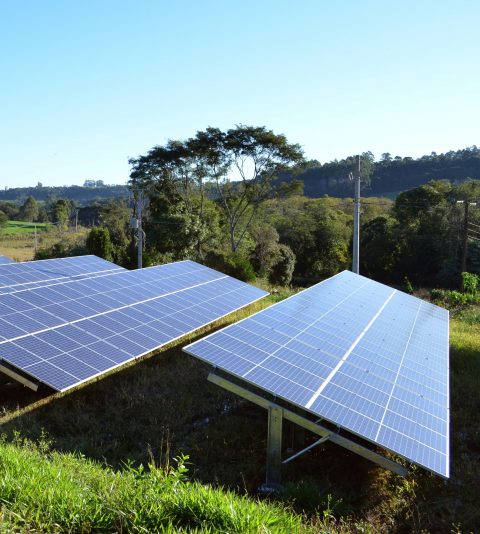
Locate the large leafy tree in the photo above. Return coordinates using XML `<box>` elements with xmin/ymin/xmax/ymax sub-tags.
<box><xmin>215</xmin><ymin>126</ymin><xmax>304</xmax><ymax>252</ymax></box>
<box><xmin>129</xmin><ymin>125</ymin><xmax>304</xmax><ymax>257</ymax></box>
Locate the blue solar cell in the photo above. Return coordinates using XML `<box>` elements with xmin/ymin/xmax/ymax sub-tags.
<box><xmin>0</xmin><ymin>319</ymin><xmax>26</xmax><ymax>339</ymax></box>
<box><xmin>69</xmin><ymin>347</ymin><xmax>116</xmax><ymax>371</ymax></box>
<box><xmin>1</xmin><ymin>342</ymin><xmax>43</xmax><ymax>368</ymax></box>
<box><xmin>184</xmin><ymin>270</ymin><xmax>449</xmax><ymax>478</ymax></box>
<box><xmin>0</xmin><ymin>256</ymin><xmax>15</xmax><ymax>265</ymax></box>
<box><xmin>47</xmin><ymin>354</ymin><xmax>97</xmax><ymax>380</ymax></box>
<box><xmin>24</xmin><ymin>361</ymin><xmax>77</xmax><ymax>390</ymax></box>
<box><xmin>0</xmin><ymin>260</ymin><xmax>267</xmax><ymax>396</ymax></box>
<box><xmin>0</xmin><ymin>256</ymin><xmax>124</xmax><ymax>293</ymax></box>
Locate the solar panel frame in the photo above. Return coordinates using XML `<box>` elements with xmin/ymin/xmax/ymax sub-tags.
<box><xmin>184</xmin><ymin>270</ymin><xmax>450</xmax><ymax>478</ymax></box>
<box><xmin>0</xmin><ymin>255</ymin><xmax>125</xmax><ymax>294</ymax></box>
<box><xmin>0</xmin><ymin>260</ymin><xmax>268</xmax><ymax>392</ymax></box>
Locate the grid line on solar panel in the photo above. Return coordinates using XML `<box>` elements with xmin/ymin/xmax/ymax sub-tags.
<box><xmin>0</xmin><ymin>261</ymin><xmax>228</xmax><ymax>343</ymax></box>
<box><xmin>0</xmin><ymin>256</ymin><xmax>125</xmax><ymax>293</ymax></box>
<box><xmin>183</xmin><ymin>270</ymin><xmax>449</xmax><ymax>477</ymax></box>
<box><xmin>17</xmin><ymin>284</ymin><xmax>265</xmax><ymax>390</ymax></box>
<box><xmin>0</xmin><ymin>262</ymin><xmax>268</xmax><ymax>391</ymax></box>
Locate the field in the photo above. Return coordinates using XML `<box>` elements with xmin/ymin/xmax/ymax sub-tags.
<box><xmin>0</xmin><ymin>289</ymin><xmax>478</xmax><ymax>532</ymax></box>
<box><xmin>0</xmin><ymin>222</ymin><xmax>87</xmax><ymax>261</ymax></box>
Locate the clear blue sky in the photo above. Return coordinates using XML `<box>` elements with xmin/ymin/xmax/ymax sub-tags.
<box><xmin>1</xmin><ymin>0</ymin><xmax>479</xmax><ymax>187</ymax></box>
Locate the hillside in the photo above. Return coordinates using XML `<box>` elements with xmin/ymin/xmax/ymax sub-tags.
<box><xmin>0</xmin><ymin>184</ymin><xmax>129</xmax><ymax>205</ymax></box>
<box><xmin>286</xmin><ymin>146</ymin><xmax>480</xmax><ymax>198</ymax></box>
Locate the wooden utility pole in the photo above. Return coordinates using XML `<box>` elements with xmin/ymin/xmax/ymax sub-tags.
<box><xmin>352</xmin><ymin>155</ymin><xmax>361</xmax><ymax>274</ymax></box>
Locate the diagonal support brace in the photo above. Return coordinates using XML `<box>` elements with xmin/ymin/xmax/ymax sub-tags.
<box><xmin>208</xmin><ymin>372</ymin><xmax>407</xmax><ymax>477</ymax></box>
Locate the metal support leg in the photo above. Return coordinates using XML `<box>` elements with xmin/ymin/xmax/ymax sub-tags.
<box><xmin>265</xmin><ymin>405</ymin><xmax>283</xmax><ymax>488</ymax></box>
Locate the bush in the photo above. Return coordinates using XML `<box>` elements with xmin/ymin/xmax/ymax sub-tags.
<box><xmin>86</xmin><ymin>226</ymin><xmax>114</xmax><ymax>262</ymax></box>
<box><xmin>34</xmin><ymin>241</ymin><xmax>87</xmax><ymax>260</ymax></box>
<box><xmin>205</xmin><ymin>251</ymin><xmax>256</xmax><ymax>282</ymax></box>
<box><xmin>431</xmin><ymin>288</ymin><xmax>479</xmax><ymax>309</ymax></box>
<box><xmin>462</xmin><ymin>272</ymin><xmax>479</xmax><ymax>295</ymax></box>
<box><xmin>269</xmin><ymin>244</ymin><xmax>295</xmax><ymax>286</ymax></box>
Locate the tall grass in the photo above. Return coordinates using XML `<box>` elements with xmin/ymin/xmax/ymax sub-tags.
<box><xmin>0</xmin><ymin>295</ymin><xmax>478</xmax><ymax>532</ymax></box>
<box><xmin>0</xmin><ymin>436</ymin><xmax>308</xmax><ymax>533</ymax></box>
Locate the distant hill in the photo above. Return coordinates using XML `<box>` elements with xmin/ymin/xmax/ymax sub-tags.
<box><xmin>284</xmin><ymin>146</ymin><xmax>480</xmax><ymax>198</ymax></box>
<box><xmin>0</xmin><ymin>184</ymin><xmax>130</xmax><ymax>205</ymax></box>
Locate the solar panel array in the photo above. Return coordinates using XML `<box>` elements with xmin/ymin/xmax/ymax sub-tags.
<box><xmin>0</xmin><ymin>259</ymin><xmax>267</xmax><ymax>391</ymax></box>
<box><xmin>0</xmin><ymin>255</ymin><xmax>125</xmax><ymax>294</ymax></box>
<box><xmin>184</xmin><ymin>270</ymin><xmax>450</xmax><ymax>478</ymax></box>
<box><xmin>0</xmin><ymin>255</ymin><xmax>15</xmax><ymax>265</ymax></box>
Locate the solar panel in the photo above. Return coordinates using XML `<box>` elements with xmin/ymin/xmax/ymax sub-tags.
<box><xmin>0</xmin><ymin>255</ymin><xmax>15</xmax><ymax>265</ymax></box>
<box><xmin>0</xmin><ymin>255</ymin><xmax>125</xmax><ymax>294</ymax></box>
<box><xmin>0</xmin><ymin>260</ymin><xmax>267</xmax><ymax>391</ymax></box>
<box><xmin>184</xmin><ymin>271</ymin><xmax>449</xmax><ymax>478</ymax></box>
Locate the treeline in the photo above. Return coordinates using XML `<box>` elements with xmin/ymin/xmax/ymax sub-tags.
<box><xmin>3</xmin><ymin>147</ymin><xmax>480</xmax><ymax>206</ymax></box>
<box><xmin>35</xmin><ymin>126</ymin><xmax>479</xmax><ymax>290</ymax></box>
<box><xmin>283</xmin><ymin>146</ymin><xmax>480</xmax><ymax>197</ymax></box>
<box><xmin>0</xmin><ymin>184</ymin><xmax>129</xmax><ymax>205</ymax></box>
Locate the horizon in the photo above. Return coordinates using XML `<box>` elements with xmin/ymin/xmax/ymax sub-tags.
<box><xmin>1</xmin><ymin>142</ymin><xmax>478</xmax><ymax>190</ymax></box>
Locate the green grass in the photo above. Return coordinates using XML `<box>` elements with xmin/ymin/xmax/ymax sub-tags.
<box><xmin>0</xmin><ymin>295</ymin><xmax>478</xmax><ymax>532</ymax></box>
<box><xmin>0</xmin><ymin>437</ymin><xmax>308</xmax><ymax>533</ymax></box>
<box><xmin>0</xmin><ymin>224</ymin><xmax>87</xmax><ymax>261</ymax></box>
<box><xmin>0</xmin><ymin>220</ymin><xmax>51</xmax><ymax>235</ymax></box>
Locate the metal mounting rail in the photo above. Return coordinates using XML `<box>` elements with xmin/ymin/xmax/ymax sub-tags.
<box><xmin>208</xmin><ymin>372</ymin><xmax>407</xmax><ymax>485</ymax></box>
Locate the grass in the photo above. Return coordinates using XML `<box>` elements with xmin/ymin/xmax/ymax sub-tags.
<box><xmin>0</xmin><ymin>436</ymin><xmax>307</xmax><ymax>533</ymax></box>
<box><xmin>0</xmin><ymin>292</ymin><xmax>478</xmax><ymax>532</ymax></box>
<box><xmin>1</xmin><ymin>221</ymin><xmax>51</xmax><ymax>235</ymax></box>
<box><xmin>0</xmin><ymin>225</ymin><xmax>88</xmax><ymax>261</ymax></box>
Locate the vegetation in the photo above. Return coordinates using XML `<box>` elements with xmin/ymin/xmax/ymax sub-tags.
<box><xmin>0</xmin><ymin>131</ymin><xmax>479</xmax><ymax>531</ymax></box>
<box><xmin>282</xmin><ymin>145</ymin><xmax>480</xmax><ymax>197</ymax></box>
<box><xmin>0</xmin><ymin>438</ymin><xmax>306</xmax><ymax>533</ymax></box>
<box><xmin>0</xmin><ymin>184</ymin><xmax>129</xmax><ymax>204</ymax></box>
<box><xmin>360</xmin><ymin>179</ymin><xmax>480</xmax><ymax>287</ymax></box>
<box><xmin>0</xmin><ymin>291</ymin><xmax>478</xmax><ymax>532</ymax></box>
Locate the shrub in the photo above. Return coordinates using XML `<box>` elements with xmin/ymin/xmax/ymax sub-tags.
<box><xmin>34</xmin><ymin>241</ymin><xmax>86</xmax><ymax>260</ymax></box>
<box><xmin>86</xmin><ymin>227</ymin><xmax>115</xmax><ymax>262</ymax></box>
<box><xmin>205</xmin><ymin>251</ymin><xmax>256</xmax><ymax>282</ymax></box>
<box><xmin>462</xmin><ymin>272</ymin><xmax>479</xmax><ymax>295</ymax></box>
<box><xmin>431</xmin><ymin>288</ymin><xmax>479</xmax><ymax>308</ymax></box>
<box><xmin>269</xmin><ymin>244</ymin><xmax>296</xmax><ymax>286</ymax></box>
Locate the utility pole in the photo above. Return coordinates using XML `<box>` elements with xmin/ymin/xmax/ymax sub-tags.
<box><xmin>352</xmin><ymin>155</ymin><xmax>361</xmax><ymax>274</ymax></box>
<box><xmin>458</xmin><ymin>198</ymin><xmax>478</xmax><ymax>290</ymax></box>
<box><xmin>136</xmin><ymin>192</ymin><xmax>143</xmax><ymax>269</ymax></box>
<box><xmin>460</xmin><ymin>198</ymin><xmax>469</xmax><ymax>279</ymax></box>
<box><xmin>34</xmin><ymin>224</ymin><xmax>38</xmax><ymax>252</ymax></box>
<box><xmin>75</xmin><ymin>208</ymin><xmax>79</xmax><ymax>231</ymax></box>
<box><xmin>129</xmin><ymin>192</ymin><xmax>144</xmax><ymax>269</ymax></box>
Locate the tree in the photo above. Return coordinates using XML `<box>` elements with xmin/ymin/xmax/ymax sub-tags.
<box><xmin>86</xmin><ymin>227</ymin><xmax>114</xmax><ymax>262</ymax></box>
<box><xmin>51</xmin><ymin>199</ymin><xmax>70</xmax><ymax>227</ymax></box>
<box><xmin>130</xmin><ymin>134</ymin><xmax>223</xmax><ymax>260</ymax></box>
<box><xmin>0</xmin><ymin>210</ymin><xmax>7</xmax><ymax>227</ymax></box>
<box><xmin>129</xmin><ymin>125</ymin><xmax>304</xmax><ymax>257</ymax></box>
<box><xmin>215</xmin><ymin>126</ymin><xmax>304</xmax><ymax>252</ymax></box>
<box><xmin>19</xmin><ymin>196</ymin><xmax>39</xmax><ymax>222</ymax></box>
<box><xmin>98</xmin><ymin>200</ymin><xmax>134</xmax><ymax>266</ymax></box>
<box><xmin>250</xmin><ymin>224</ymin><xmax>281</xmax><ymax>277</ymax></box>
<box><xmin>360</xmin><ymin>216</ymin><xmax>399</xmax><ymax>282</ymax></box>
<box><xmin>269</xmin><ymin>244</ymin><xmax>296</xmax><ymax>286</ymax></box>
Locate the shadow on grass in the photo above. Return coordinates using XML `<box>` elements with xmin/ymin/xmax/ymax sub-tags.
<box><xmin>1</xmin><ymin>311</ymin><xmax>478</xmax><ymax>531</ymax></box>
